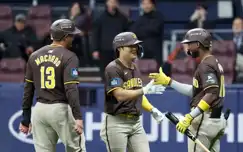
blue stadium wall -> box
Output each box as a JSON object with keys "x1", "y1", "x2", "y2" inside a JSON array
[{"x1": 0, "y1": 83, "x2": 242, "y2": 152}]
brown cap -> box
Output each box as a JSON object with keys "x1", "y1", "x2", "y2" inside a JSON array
[{"x1": 113, "y1": 32, "x2": 142, "y2": 50}]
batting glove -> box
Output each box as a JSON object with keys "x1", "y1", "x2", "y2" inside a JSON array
[
  {"x1": 151, "y1": 108, "x2": 165, "y2": 123},
  {"x1": 143, "y1": 80, "x2": 166, "y2": 94},
  {"x1": 176, "y1": 114, "x2": 193, "y2": 134},
  {"x1": 149, "y1": 67, "x2": 171, "y2": 86}
]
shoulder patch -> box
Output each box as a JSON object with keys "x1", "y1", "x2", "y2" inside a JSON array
[
  {"x1": 204, "y1": 73, "x2": 217, "y2": 84},
  {"x1": 71, "y1": 68, "x2": 79, "y2": 78},
  {"x1": 110, "y1": 78, "x2": 121, "y2": 86}
]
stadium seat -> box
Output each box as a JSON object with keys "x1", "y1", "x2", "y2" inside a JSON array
[
  {"x1": 186, "y1": 57, "x2": 196, "y2": 73},
  {"x1": 29, "y1": 19, "x2": 51, "y2": 38},
  {"x1": 0, "y1": 5, "x2": 13, "y2": 31},
  {"x1": 27, "y1": 5, "x2": 52, "y2": 38},
  {"x1": 224, "y1": 74, "x2": 234, "y2": 85},
  {"x1": 135, "y1": 59, "x2": 158, "y2": 83},
  {"x1": 0, "y1": 58, "x2": 26, "y2": 82},
  {"x1": 216, "y1": 56, "x2": 234, "y2": 73},
  {"x1": 140, "y1": 75, "x2": 151, "y2": 84},
  {"x1": 212, "y1": 40, "x2": 236, "y2": 84},
  {"x1": 171, "y1": 74, "x2": 192, "y2": 84},
  {"x1": 136, "y1": 59, "x2": 158, "y2": 73},
  {"x1": 171, "y1": 59, "x2": 188, "y2": 73},
  {"x1": 171, "y1": 57, "x2": 195, "y2": 84},
  {"x1": 28, "y1": 5, "x2": 51, "y2": 18},
  {"x1": 212, "y1": 40, "x2": 235, "y2": 56}
]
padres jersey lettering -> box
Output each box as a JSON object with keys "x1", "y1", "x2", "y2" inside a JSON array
[{"x1": 123, "y1": 78, "x2": 143, "y2": 90}]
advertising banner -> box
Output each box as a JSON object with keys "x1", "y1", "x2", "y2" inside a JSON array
[{"x1": 0, "y1": 83, "x2": 242, "y2": 152}]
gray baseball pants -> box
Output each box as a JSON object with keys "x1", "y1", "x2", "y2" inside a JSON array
[
  {"x1": 100, "y1": 113, "x2": 150, "y2": 152},
  {"x1": 188, "y1": 111, "x2": 227, "y2": 152},
  {"x1": 31, "y1": 102, "x2": 86, "y2": 152}
]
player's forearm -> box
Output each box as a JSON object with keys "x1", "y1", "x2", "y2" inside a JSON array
[
  {"x1": 64, "y1": 84, "x2": 82, "y2": 120},
  {"x1": 190, "y1": 91, "x2": 218, "y2": 118},
  {"x1": 170, "y1": 80, "x2": 193, "y2": 97},
  {"x1": 22, "y1": 82, "x2": 34, "y2": 126},
  {"x1": 114, "y1": 88, "x2": 144, "y2": 102},
  {"x1": 142, "y1": 95, "x2": 154, "y2": 112}
]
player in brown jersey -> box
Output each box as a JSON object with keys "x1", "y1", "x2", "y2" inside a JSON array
[
  {"x1": 149, "y1": 28, "x2": 227, "y2": 152},
  {"x1": 100, "y1": 32, "x2": 165, "y2": 152},
  {"x1": 19, "y1": 19, "x2": 86, "y2": 152}
]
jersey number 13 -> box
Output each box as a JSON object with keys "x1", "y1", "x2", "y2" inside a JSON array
[{"x1": 40, "y1": 66, "x2": 56, "y2": 89}]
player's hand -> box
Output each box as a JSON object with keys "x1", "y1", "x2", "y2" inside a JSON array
[
  {"x1": 176, "y1": 114, "x2": 193, "y2": 134},
  {"x1": 151, "y1": 108, "x2": 164, "y2": 123},
  {"x1": 25, "y1": 46, "x2": 34, "y2": 55},
  {"x1": 147, "y1": 84, "x2": 166, "y2": 94},
  {"x1": 19, "y1": 123, "x2": 32, "y2": 135},
  {"x1": 149, "y1": 67, "x2": 171, "y2": 86},
  {"x1": 143, "y1": 80, "x2": 166, "y2": 94},
  {"x1": 75, "y1": 119, "x2": 84, "y2": 135}
]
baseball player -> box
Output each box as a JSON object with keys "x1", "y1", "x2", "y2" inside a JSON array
[
  {"x1": 149, "y1": 28, "x2": 227, "y2": 152},
  {"x1": 19, "y1": 19, "x2": 86, "y2": 152},
  {"x1": 100, "y1": 32, "x2": 165, "y2": 152}
]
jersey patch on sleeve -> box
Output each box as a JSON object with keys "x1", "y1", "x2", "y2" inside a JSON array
[
  {"x1": 205, "y1": 73, "x2": 217, "y2": 84},
  {"x1": 71, "y1": 68, "x2": 79, "y2": 78},
  {"x1": 110, "y1": 78, "x2": 122, "y2": 86}
]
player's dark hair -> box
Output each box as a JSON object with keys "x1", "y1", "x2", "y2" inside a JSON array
[{"x1": 116, "y1": 47, "x2": 121, "y2": 57}]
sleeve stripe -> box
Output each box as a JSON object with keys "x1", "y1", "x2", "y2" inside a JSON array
[
  {"x1": 107, "y1": 87, "x2": 122, "y2": 94},
  {"x1": 64, "y1": 81, "x2": 80, "y2": 85},
  {"x1": 203, "y1": 85, "x2": 219, "y2": 91},
  {"x1": 25, "y1": 79, "x2": 33, "y2": 83}
]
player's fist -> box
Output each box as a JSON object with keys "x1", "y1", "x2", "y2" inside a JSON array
[
  {"x1": 149, "y1": 67, "x2": 171, "y2": 86},
  {"x1": 19, "y1": 123, "x2": 32, "y2": 135},
  {"x1": 75, "y1": 119, "x2": 84, "y2": 135},
  {"x1": 151, "y1": 108, "x2": 164, "y2": 123},
  {"x1": 176, "y1": 114, "x2": 193, "y2": 134}
]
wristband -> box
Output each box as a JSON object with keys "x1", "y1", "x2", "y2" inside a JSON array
[{"x1": 198, "y1": 99, "x2": 210, "y2": 111}]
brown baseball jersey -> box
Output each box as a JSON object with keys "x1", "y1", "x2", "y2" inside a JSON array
[
  {"x1": 25, "y1": 45, "x2": 80, "y2": 104},
  {"x1": 104, "y1": 59, "x2": 143, "y2": 116},
  {"x1": 191, "y1": 55, "x2": 225, "y2": 108}
]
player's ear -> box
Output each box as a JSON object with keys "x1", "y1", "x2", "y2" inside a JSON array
[{"x1": 117, "y1": 47, "x2": 123, "y2": 52}]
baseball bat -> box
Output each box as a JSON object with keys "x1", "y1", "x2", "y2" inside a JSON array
[
  {"x1": 165, "y1": 112, "x2": 211, "y2": 152},
  {"x1": 224, "y1": 109, "x2": 231, "y2": 120}
]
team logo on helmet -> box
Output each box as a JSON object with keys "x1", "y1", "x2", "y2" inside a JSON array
[{"x1": 132, "y1": 33, "x2": 137, "y2": 39}]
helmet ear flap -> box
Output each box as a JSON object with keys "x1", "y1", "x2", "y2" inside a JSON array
[
  {"x1": 138, "y1": 44, "x2": 144, "y2": 58},
  {"x1": 197, "y1": 42, "x2": 200, "y2": 47},
  {"x1": 50, "y1": 35, "x2": 54, "y2": 40},
  {"x1": 116, "y1": 47, "x2": 122, "y2": 57}
]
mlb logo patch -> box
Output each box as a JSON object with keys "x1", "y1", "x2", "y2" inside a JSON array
[
  {"x1": 71, "y1": 68, "x2": 78, "y2": 77},
  {"x1": 111, "y1": 78, "x2": 120, "y2": 86}
]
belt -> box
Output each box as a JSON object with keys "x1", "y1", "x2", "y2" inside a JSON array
[{"x1": 118, "y1": 114, "x2": 139, "y2": 119}]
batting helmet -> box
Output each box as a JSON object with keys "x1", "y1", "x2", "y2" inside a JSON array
[
  {"x1": 181, "y1": 28, "x2": 212, "y2": 48},
  {"x1": 113, "y1": 32, "x2": 144, "y2": 58},
  {"x1": 50, "y1": 19, "x2": 80, "y2": 41}
]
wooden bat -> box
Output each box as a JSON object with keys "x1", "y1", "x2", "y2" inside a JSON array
[{"x1": 165, "y1": 112, "x2": 211, "y2": 152}]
